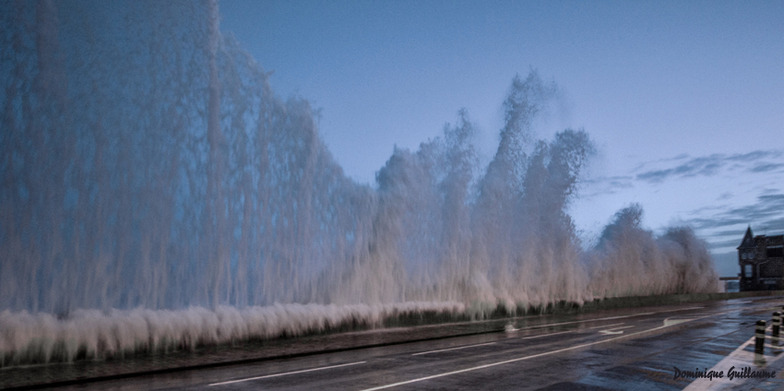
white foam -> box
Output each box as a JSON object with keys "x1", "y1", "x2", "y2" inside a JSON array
[{"x1": 0, "y1": 302, "x2": 464, "y2": 366}]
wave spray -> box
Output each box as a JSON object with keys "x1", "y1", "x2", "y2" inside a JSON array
[{"x1": 0, "y1": 0, "x2": 718, "y2": 365}]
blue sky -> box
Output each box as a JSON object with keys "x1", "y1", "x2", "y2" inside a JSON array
[{"x1": 219, "y1": 0, "x2": 784, "y2": 275}]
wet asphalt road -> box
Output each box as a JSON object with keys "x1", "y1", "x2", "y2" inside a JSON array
[{"x1": 25, "y1": 296, "x2": 784, "y2": 390}]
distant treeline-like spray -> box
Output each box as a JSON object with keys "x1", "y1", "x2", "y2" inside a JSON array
[{"x1": 0, "y1": 0, "x2": 718, "y2": 365}]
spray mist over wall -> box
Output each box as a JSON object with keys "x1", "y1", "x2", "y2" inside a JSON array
[{"x1": 0, "y1": 0, "x2": 718, "y2": 365}]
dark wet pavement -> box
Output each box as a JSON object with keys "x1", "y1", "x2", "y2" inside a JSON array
[{"x1": 4, "y1": 296, "x2": 784, "y2": 390}]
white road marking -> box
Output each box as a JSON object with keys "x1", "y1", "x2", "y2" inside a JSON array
[
  {"x1": 587, "y1": 322, "x2": 625, "y2": 329},
  {"x1": 515, "y1": 312, "x2": 653, "y2": 332},
  {"x1": 520, "y1": 330, "x2": 576, "y2": 340},
  {"x1": 360, "y1": 316, "x2": 710, "y2": 391},
  {"x1": 665, "y1": 306, "x2": 705, "y2": 312},
  {"x1": 499, "y1": 306, "x2": 702, "y2": 334},
  {"x1": 663, "y1": 317, "x2": 694, "y2": 327},
  {"x1": 208, "y1": 361, "x2": 366, "y2": 386},
  {"x1": 598, "y1": 325, "x2": 634, "y2": 335},
  {"x1": 412, "y1": 342, "x2": 497, "y2": 356}
]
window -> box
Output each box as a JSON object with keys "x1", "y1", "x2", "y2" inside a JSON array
[
  {"x1": 744, "y1": 264, "x2": 752, "y2": 278},
  {"x1": 767, "y1": 246, "x2": 783, "y2": 258}
]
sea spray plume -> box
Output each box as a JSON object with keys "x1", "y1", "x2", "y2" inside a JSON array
[
  {"x1": 516, "y1": 129, "x2": 595, "y2": 306},
  {"x1": 586, "y1": 205, "x2": 719, "y2": 297},
  {"x1": 0, "y1": 0, "x2": 376, "y2": 310},
  {"x1": 435, "y1": 110, "x2": 479, "y2": 303},
  {"x1": 205, "y1": 0, "x2": 227, "y2": 310},
  {"x1": 587, "y1": 205, "x2": 665, "y2": 297},
  {"x1": 467, "y1": 72, "x2": 595, "y2": 311},
  {"x1": 356, "y1": 110, "x2": 479, "y2": 304},
  {"x1": 0, "y1": 0, "x2": 70, "y2": 313},
  {"x1": 0, "y1": 0, "x2": 229, "y2": 312},
  {"x1": 339, "y1": 146, "x2": 412, "y2": 304},
  {"x1": 658, "y1": 227, "x2": 721, "y2": 293},
  {"x1": 469, "y1": 72, "x2": 557, "y2": 310}
]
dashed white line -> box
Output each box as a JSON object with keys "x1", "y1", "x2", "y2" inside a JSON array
[
  {"x1": 412, "y1": 342, "x2": 497, "y2": 356},
  {"x1": 208, "y1": 361, "x2": 366, "y2": 386},
  {"x1": 598, "y1": 325, "x2": 635, "y2": 335}
]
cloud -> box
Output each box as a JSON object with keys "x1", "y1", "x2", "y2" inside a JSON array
[
  {"x1": 635, "y1": 149, "x2": 784, "y2": 184},
  {"x1": 681, "y1": 192, "x2": 784, "y2": 252},
  {"x1": 716, "y1": 192, "x2": 733, "y2": 201},
  {"x1": 690, "y1": 197, "x2": 784, "y2": 230},
  {"x1": 574, "y1": 149, "x2": 784, "y2": 255},
  {"x1": 580, "y1": 175, "x2": 634, "y2": 198},
  {"x1": 751, "y1": 162, "x2": 784, "y2": 173},
  {"x1": 578, "y1": 150, "x2": 783, "y2": 198}
]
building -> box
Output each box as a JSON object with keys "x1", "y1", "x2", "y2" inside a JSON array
[{"x1": 738, "y1": 226, "x2": 784, "y2": 291}]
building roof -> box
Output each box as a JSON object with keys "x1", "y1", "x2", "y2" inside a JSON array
[
  {"x1": 738, "y1": 226, "x2": 755, "y2": 249},
  {"x1": 738, "y1": 226, "x2": 784, "y2": 250}
]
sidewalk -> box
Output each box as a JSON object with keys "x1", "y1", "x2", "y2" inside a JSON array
[{"x1": 683, "y1": 323, "x2": 784, "y2": 390}]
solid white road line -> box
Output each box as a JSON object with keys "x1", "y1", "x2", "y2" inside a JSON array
[
  {"x1": 503, "y1": 306, "x2": 703, "y2": 334},
  {"x1": 412, "y1": 342, "x2": 497, "y2": 356},
  {"x1": 587, "y1": 322, "x2": 625, "y2": 329},
  {"x1": 514, "y1": 313, "x2": 653, "y2": 332},
  {"x1": 208, "y1": 361, "x2": 366, "y2": 386},
  {"x1": 360, "y1": 316, "x2": 711, "y2": 391},
  {"x1": 520, "y1": 330, "x2": 576, "y2": 340}
]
